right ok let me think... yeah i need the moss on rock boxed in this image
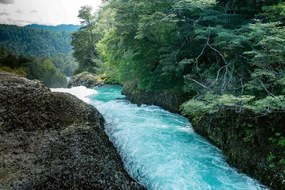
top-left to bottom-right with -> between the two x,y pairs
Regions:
190,108 -> 285,189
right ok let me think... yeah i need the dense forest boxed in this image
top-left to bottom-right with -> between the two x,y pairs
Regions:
74,1 -> 285,115
0,24 -> 79,87
0,47 -> 68,87
0,24 -> 72,57
72,0 -> 285,188
74,0 -> 285,111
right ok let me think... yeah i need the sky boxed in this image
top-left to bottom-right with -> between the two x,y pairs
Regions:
0,0 -> 102,26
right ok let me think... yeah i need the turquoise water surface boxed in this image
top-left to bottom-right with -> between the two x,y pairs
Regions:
53,85 -> 268,190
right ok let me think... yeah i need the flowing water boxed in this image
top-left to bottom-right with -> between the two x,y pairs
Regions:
52,85 -> 268,190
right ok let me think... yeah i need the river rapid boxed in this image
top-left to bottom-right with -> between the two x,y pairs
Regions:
52,85 -> 268,190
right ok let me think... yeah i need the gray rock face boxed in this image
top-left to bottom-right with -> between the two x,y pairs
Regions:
122,82 -> 190,113
68,72 -> 106,88
0,72 -> 144,190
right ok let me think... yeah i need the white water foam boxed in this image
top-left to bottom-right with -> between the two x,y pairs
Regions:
51,86 -> 97,103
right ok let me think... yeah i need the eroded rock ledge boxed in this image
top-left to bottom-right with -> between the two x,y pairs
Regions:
0,72 -> 144,190
68,72 -> 107,88
122,82 -> 189,113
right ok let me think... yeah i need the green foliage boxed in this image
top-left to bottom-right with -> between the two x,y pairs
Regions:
71,6 -> 102,73
0,66 -> 27,77
181,93 -> 255,116
0,24 -> 79,77
0,24 -> 72,57
25,24 -> 80,32
244,22 -> 285,97
247,96 -> 285,114
258,2 -> 285,24
77,0 -> 285,117
217,0 -> 282,18
25,58 -> 67,88
0,48 -> 67,88
51,53 -> 78,76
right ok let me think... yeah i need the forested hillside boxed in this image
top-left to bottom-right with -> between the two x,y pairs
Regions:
0,47 -> 68,87
72,0 -> 285,188
0,24 -> 78,87
0,24 -> 72,57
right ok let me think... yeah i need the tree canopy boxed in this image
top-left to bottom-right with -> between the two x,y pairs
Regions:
71,6 -> 102,74
72,0 -> 285,111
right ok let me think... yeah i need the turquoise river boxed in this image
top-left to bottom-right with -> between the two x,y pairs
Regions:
52,85 -> 268,190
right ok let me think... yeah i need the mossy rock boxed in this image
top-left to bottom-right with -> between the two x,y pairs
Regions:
191,108 -> 285,189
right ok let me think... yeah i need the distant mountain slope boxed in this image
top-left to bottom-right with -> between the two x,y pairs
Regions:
25,24 -> 80,32
0,24 -> 73,57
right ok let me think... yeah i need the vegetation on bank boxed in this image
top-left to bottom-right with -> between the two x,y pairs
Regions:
73,0 -> 285,108
71,0 -> 285,188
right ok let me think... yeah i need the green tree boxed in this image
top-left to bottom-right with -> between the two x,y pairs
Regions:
72,6 -> 101,73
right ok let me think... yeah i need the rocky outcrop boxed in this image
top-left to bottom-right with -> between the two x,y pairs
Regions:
68,72 -> 107,88
191,109 -> 285,189
122,82 -> 190,113
0,72 -> 143,189
0,72 -> 102,131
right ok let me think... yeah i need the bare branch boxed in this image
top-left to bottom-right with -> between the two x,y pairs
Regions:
258,78 -> 275,97
196,28 -> 231,92
245,68 -> 275,97
184,75 -> 211,91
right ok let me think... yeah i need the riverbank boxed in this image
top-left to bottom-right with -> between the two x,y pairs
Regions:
122,82 -> 285,189
122,82 -> 189,113
0,72 -> 143,189
191,108 -> 285,189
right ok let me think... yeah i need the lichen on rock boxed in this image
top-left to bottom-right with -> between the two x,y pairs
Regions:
0,72 -> 144,190
68,72 -> 107,88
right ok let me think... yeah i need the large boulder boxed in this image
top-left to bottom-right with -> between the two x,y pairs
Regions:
0,72 -> 102,131
0,72 -> 144,190
68,72 -> 107,88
